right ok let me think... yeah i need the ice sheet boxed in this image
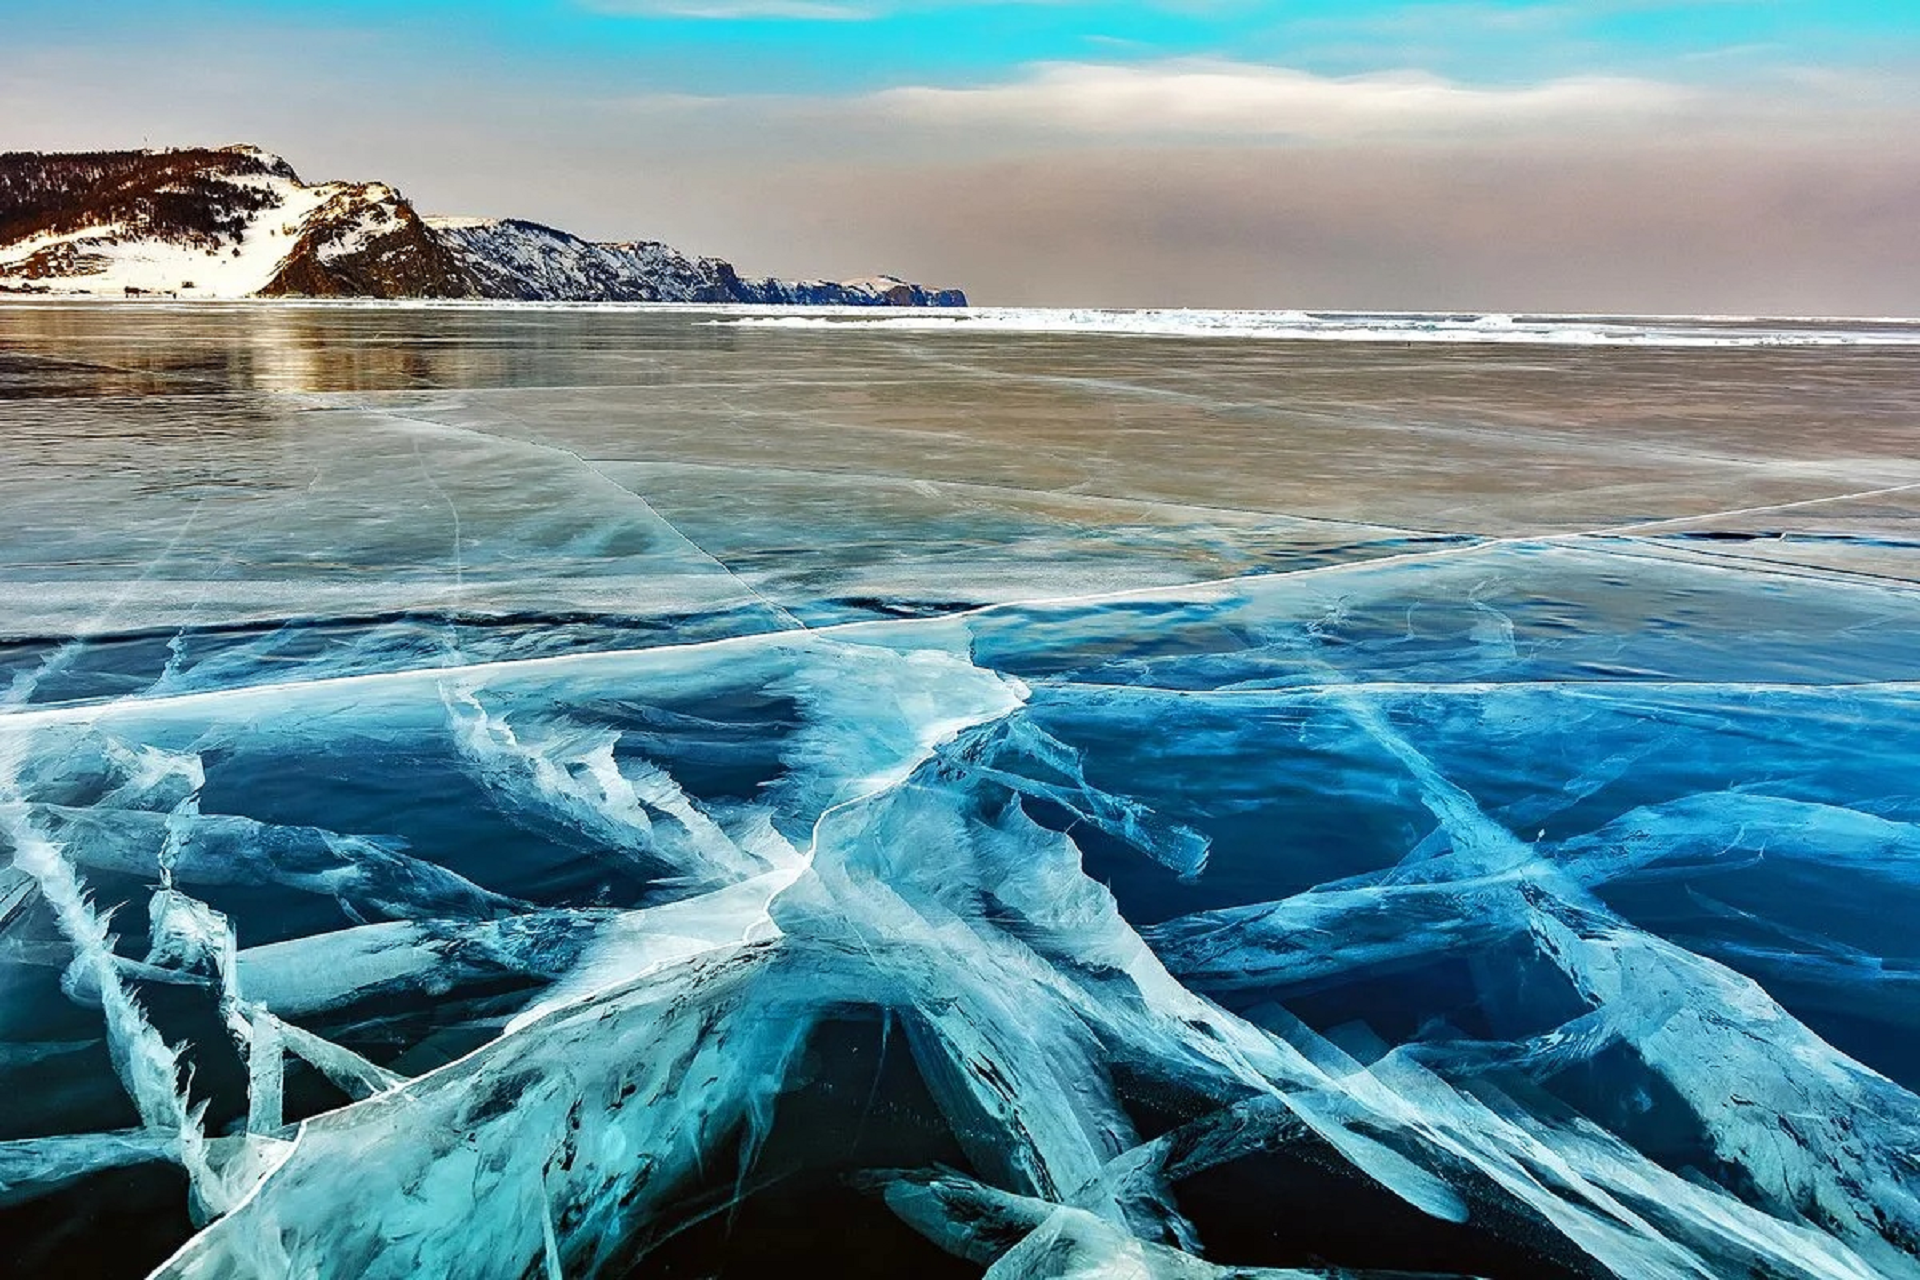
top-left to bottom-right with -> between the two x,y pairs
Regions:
3,303 -> 1919,1278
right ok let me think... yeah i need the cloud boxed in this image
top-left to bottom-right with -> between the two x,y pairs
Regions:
871,60 -> 1702,140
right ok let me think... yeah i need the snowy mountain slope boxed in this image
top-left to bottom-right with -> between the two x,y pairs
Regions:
428,215 -> 967,306
425,217 -> 742,303
0,146 -> 466,299
0,146 -> 966,305
260,182 -> 473,298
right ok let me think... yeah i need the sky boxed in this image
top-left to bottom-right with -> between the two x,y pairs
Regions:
4,0 -> 1919,312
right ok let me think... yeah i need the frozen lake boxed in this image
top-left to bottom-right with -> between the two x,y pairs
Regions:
4,302 -> 1920,1278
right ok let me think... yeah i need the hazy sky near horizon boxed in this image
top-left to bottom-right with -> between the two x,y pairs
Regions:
5,0 -> 1919,312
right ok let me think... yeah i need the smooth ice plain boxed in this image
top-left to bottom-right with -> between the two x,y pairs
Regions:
4,303 -> 1920,1279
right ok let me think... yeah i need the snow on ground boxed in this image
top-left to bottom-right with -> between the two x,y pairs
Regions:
314,186 -> 406,264
0,171 -> 341,298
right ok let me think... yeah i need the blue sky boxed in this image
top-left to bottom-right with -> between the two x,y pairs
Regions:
6,1 -> 1919,310
563,0 -> 1915,87
20,0 -> 1916,91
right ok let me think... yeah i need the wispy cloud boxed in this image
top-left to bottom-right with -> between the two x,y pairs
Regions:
870,60 -> 1701,139
582,53 -> 1919,159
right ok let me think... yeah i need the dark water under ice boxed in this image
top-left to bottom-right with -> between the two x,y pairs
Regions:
4,302 -> 1920,1278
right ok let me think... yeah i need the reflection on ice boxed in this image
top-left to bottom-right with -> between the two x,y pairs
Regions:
4,306 -> 1920,1278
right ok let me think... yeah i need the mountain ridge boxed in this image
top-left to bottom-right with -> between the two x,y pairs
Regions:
0,145 -> 967,305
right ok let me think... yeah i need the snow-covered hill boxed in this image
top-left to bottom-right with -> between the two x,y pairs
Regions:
0,146 -> 470,299
0,146 -> 966,305
427,216 -> 966,306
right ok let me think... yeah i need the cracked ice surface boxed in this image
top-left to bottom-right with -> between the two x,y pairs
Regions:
4,305 -> 1920,1278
